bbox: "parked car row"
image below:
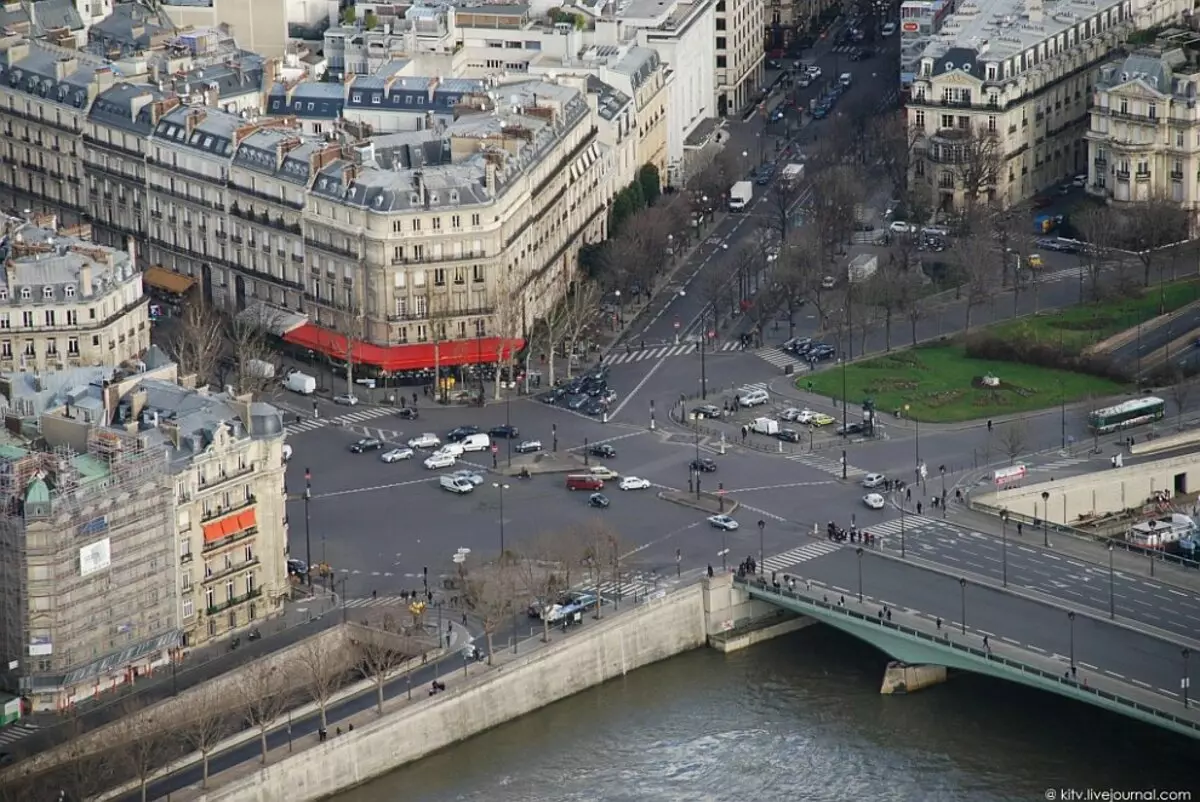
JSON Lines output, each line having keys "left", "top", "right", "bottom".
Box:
{"left": 782, "top": 338, "right": 836, "bottom": 361}
{"left": 537, "top": 369, "right": 615, "bottom": 417}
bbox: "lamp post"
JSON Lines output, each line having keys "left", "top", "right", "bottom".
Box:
{"left": 1184, "top": 648, "right": 1192, "bottom": 708}
{"left": 700, "top": 307, "right": 710, "bottom": 400}
{"left": 899, "top": 499, "right": 906, "bottom": 558}
{"left": 304, "top": 468, "right": 313, "bottom": 588}
{"left": 939, "top": 464, "right": 946, "bottom": 517}
{"left": 1041, "top": 490, "right": 1051, "bottom": 547}
{"left": 492, "top": 483, "right": 510, "bottom": 559}
{"left": 614, "top": 289, "right": 622, "bottom": 326}
{"left": 1000, "top": 508, "right": 1009, "bottom": 587}
{"left": 904, "top": 403, "right": 921, "bottom": 483}
{"left": 1066, "top": 610, "right": 1076, "bottom": 671}
{"left": 958, "top": 577, "right": 967, "bottom": 635}
{"left": 757, "top": 520, "right": 765, "bottom": 577}
{"left": 1059, "top": 380, "right": 1067, "bottom": 450}
{"left": 719, "top": 526, "right": 729, "bottom": 572}
{"left": 338, "top": 576, "right": 347, "bottom": 623}
{"left": 855, "top": 547, "right": 864, "bottom": 603}
{"left": 1108, "top": 542, "right": 1116, "bottom": 619}
{"left": 505, "top": 393, "right": 513, "bottom": 468}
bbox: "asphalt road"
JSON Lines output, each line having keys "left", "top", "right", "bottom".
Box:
{"left": 859, "top": 514, "right": 1200, "bottom": 642}
{"left": 1111, "top": 306, "right": 1200, "bottom": 367}
{"left": 792, "top": 548, "right": 1192, "bottom": 701}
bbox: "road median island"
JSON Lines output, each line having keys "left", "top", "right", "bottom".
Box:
{"left": 494, "top": 452, "right": 584, "bottom": 477}
{"left": 658, "top": 489, "right": 739, "bottom": 516}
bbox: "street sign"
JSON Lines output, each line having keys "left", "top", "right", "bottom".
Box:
{"left": 708, "top": 330, "right": 716, "bottom": 339}
{"left": 491, "top": 444, "right": 499, "bottom": 454}
{"left": 674, "top": 320, "right": 681, "bottom": 330}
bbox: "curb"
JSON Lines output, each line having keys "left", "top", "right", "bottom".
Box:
{"left": 657, "top": 490, "right": 739, "bottom": 516}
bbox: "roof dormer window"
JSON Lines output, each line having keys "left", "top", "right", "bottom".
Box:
{"left": 64, "top": 285, "right": 75, "bottom": 298}
{"left": 42, "top": 286, "right": 53, "bottom": 299}
{"left": 20, "top": 287, "right": 30, "bottom": 300}
{"left": 0, "top": 289, "right": 7, "bottom": 300}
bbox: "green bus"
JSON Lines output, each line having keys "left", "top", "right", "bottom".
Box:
{"left": 1087, "top": 397, "right": 1165, "bottom": 434}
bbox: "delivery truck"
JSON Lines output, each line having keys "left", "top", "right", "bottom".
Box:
{"left": 284, "top": 371, "right": 317, "bottom": 395}
{"left": 847, "top": 253, "right": 878, "bottom": 283}
{"left": 780, "top": 163, "right": 805, "bottom": 187}
{"left": 729, "top": 181, "right": 753, "bottom": 212}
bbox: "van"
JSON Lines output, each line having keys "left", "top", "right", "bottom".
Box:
{"left": 439, "top": 475, "right": 475, "bottom": 494}
{"left": 284, "top": 371, "right": 316, "bottom": 395}
{"left": 460, "top": 433, "right": 491, "bottom": 452}
{"left": 738, "top": 389, "right": 770, "bottom": 407}
{"left": 751, "top": 417, "right": 779, "bottom": 435}
{"left": 433, "top": 442, "right": 465, "bottom": 458}
{"left": 565, "top": 474, "right": 604, "bottom": 491}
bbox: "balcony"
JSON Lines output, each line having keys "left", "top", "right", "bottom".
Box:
{"left": 291, "top": 254, "right": 304, "bottom": 264}
{"left": 387, "top": 305, "right": 494, "bottom": 322}
{"left": 229, "top": 184, "right": 305, "bottom": 211}
{"left": 1135, "top": 170, "right": 1151, "bottom": 182}
{"left": 197, "top": 464, "right": 254, "bottom": 492}
{"left": 181, "top": 551, "right": 194, "bottom": 565}
{"left": 205, "top": 586, "right": 262, "bottom": 614}
{"left": 201, "top": 493, "right": 256, "bottom": 523}
{"left": 1171, "top": 170, "right": 1184, "bottom": 181}
{"left": 304, "top": 237, "right": 359, "bottom": 259}
{"left": 202, "top": 526, "right": 258, "bottom": 555}
{"left": 1094, "top": 157, "right": 1108, "bottom": 168}
{"left": 1116, "top": 169, "right": 1131, "bottom": 180}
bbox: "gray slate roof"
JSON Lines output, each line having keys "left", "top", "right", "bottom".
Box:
{"left": 88, "top": 82, "right": 166, "bottom": 136}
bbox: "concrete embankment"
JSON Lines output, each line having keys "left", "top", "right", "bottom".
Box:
{"left": 200, "top": 583, "right": 711, "bottom": 801}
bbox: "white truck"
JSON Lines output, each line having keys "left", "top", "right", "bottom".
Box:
{"left": 750, "top": 416, "right": 779, "bottom": 435}
{"left": 284, "top": 371, "right": 317, "bottom": 395}
{"left": 780, "top": 163, "right": 805, "bottom": 187}
{"left": 245, "top": 358, "right": 276, "bottom": 379}
{"left": 847, "top": 253, "right": 878, "bottom": 283}
{"left": 729, "top": 181, "right": 753, "bottom": 212}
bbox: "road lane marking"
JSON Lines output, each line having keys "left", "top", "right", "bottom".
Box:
{"left": 1129, "top": 585, "right": 1148, "bottom": 593}
{"left": 1026, "top": 645, "right": 1047, "bottom": 653}
{"left": 608, "top": 354, "right": 667, "bottom": 419}
{"left": 1001, "top": 636, "right": 1021, "bottom": 645}
{"left": 1105, "top": 670, "right": 1125, "bottom": 679}
{"left": 832, "top": 586, "right": 851, "bottom": 594}
{"left": 309, "top": 476, "right": 437, "bottom": 499}
{"left": 738, "top": 503, "right": 788, "bottom": 523}
{"left": 565, "top": 430, "right": 646, "bottom": 451}
{"left": 1159, "top": 688, "right": 1178, "bottom": 697}
{"left": 723, "top": 481, "right": 838, "bottom": 492}
{"left": 1143, "top": 613, "right": 1161, "bottom": 620}
{"left": 1079, "top": 662, "right": 1098, "bottom": 670}
{"left": 1052, "top": 653, "right": 1067, "bottom": 662}
{"left": 977, "top": 629, "right": 995, "bottom": 637}
{"left": 1066, "top": 560, "right": 1086, "bottom": 569}
{"left": 1169, "top": 589, "right": 1187, "bottom": 597}
{"left": 1132, "top": 679, "right": 1152, "bottom": 688}
{"left": 1045, "top": 555, "right": 1061, "bottom": 561}
{"left": 965, "top": 561, "right": 987, "bottom": 570}
{"left": 1018, "top": 546, "right": 1036, "bottom": 554}
{"left": 942, "top": 554, "right": 961, "bottom": 562}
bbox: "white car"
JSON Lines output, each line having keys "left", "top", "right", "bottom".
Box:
{"left": 423, "top": 452, "right": 457, "bottom": 470}
{"left": 619, "top": 476, "right": 651, "bottom": 491}
{"left": 861, "top": 473, "right": 887, "bottom": 489}
{"left": 588, "top": 465, "right": 619, "bottom": 481}
{"left": 780, "top": 407, "right": 803, "bottom": 422}
{"left": 408, "top": 433, "right": 441, "bottom": 449}
{"left": 380, "top": 448, "right": 414, "bottom": 463}
{"left": 863, "top": 493, "right": 886, "bottom": 510}
{"left": 794, "top": 409, "right": 816, "bottom": 424}
{"left": 881, "top": 21, "right": 897, "bottom": 36}
{"left": 333, "top": 394, "right": 359, "bottom": 406}
{"left": 451, "top": 469, "right": 485, "bottom": 486}
{"left": 708, "top": 514, "right": 740, "bottom": 531}
{"left": 890, "top": 220, "right": 919, "bottom": 234}
{"left": 806, "top": 66, "right": 822, "bottom": 79}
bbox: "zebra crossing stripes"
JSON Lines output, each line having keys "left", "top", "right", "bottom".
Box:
{"left": 0, "top": 720, "right": 36, "bottom": 747}
{"left": 284, "top": 406, "right": 396, "bottom": 436}
{"left": 783, "top": 452, "right": 868, "bottom": 478}
{"left": 755, "top": 347, "right": 809, "bottom": 371}
{"left": 601, "top": 341, "right": 742, "bottom": 366}
{"left": 1028, "top": 456, "right": 1093, "bottom": 473}
{"left": 761, "top": 541, "right": 841, "bottom": 573}
{"left": 284, "top": 418, "right": 327, "bottom": 435}
{"left": 857, "top": 515, "right": 942, "bottom": 539}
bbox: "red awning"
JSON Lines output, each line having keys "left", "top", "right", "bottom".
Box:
{"left": 282, "top": 323, "right": 524, "bottom": 373}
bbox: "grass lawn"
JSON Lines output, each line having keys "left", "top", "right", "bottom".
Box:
{"left": 801, "top": 345, "right": 1128, "bottom": 423}
{"left": 988, "top": 278, "right": 1200, "bottom": 354}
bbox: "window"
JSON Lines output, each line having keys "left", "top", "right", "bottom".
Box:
{"left": 940, "top": 114, "right": 953, "bottom": 129}
{"left": 987, "top": 115, "right": 997, "bottom": 132}
{"left": 1119, "top": 98, "right": 1128, "bottom": 114}
{"left": 914, "top": 110, "right": 925, "bottom": 127}
{"left": 0, "top": 289, "right": 6, "bottom": 300}
{"left": 0, "top": 341, "right": 9, "bottom": 358}
{"left": 395, "top": 297, "right": 408, "bottom": 317}
{"left": 0, "top": 314, "right": 7, "bottom": 330}
{"left": 20, "top": 287, "right": 29, "bottom": 300}
{"left": 454, "top": 268, "right": 465, "bottom": 285}
{"left": 472, "top": 265, "right": 485, "bottom": 283}
{"left": 64, "top": 285, "right": 74, "bottom": 298}
{"left": 433, "top": 269, "right": 446, "bottom": 286}
{"left": 451, "top": 214, "right": 461, "bottom": 229}
{"left": 182, "top": 598, "right": 194, "bottom": 619}
{"left": 1177, "top": 131, "right": 1185, "bottom": 148}
{"left": 414, "top": 296, "right": 428, "bottom": 316}
{"left": 22, "top": 340, "right": 33, "bottom": 356}
{"left": 21, "top": 311, "right": 32, "bottom": 327}
{"left": 46, "top": 338, "right": 56, "bottom": 355}
{"left": 44, "top": 310, "right": 54, "bottom": 327}
{"left": 225, "top": 579, "right": 235, "bottom": 602}
{"left": 244, "top": 544, "right": 254, "bottom": 563}
{"left": 411, "top": 218, "right": 421, "bottom": 232}
{"left": 66, "top": 310, "right": 77, "bottom": 326}
{"left": 42, "top": 286, "right": 52, "bottom": 299}
{"left": 1148, "top": 103, "right": 1157, "bottom": 119}
{"left": 471, "top": 213, "right": 481, "bottom": 227}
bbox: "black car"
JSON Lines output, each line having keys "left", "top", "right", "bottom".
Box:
{"left": 568, "top": 394, "right": 590, "bottom": 411}
{"left": 690, "top": 458, "right": 718, "bottom": 473}
{"left": 692, "top": 404, "right": 721, "bottom": 419}
{"left": 767, "top": 58, "right": 783, "bottom": 69}
{"left": 809, "top": 345, "right": 836, "bottom": 361}
{"left": 837, "top": 422, "right": 866, "bottom": 436}
{"left": 586, "top": 383, "right": 609, "bottom": 398}
{"left": 396, "top": 407, "right": 419, "bottom": 420}
{"left": 514, "top": 440, "right": 543, "bottom": 454}
{"left": 490, "top": 424, "right": 520, "bottom": 439}
{"left": 777, "top": 429, "right": 802, "bottom": 443}
{"left": 589, "top": 443, "right": 617, "bottom": 459}
{"left": 349, "top": 437, "right": 384, "bottom": 453}
{"left": 446, "top": 426, "right": 480, "bottom": 442}
{"left": 583, "top": 400, "right": 607, "bottom": 417}
{"left": 588, "top": 493, "right": 611, "bottom": 508}
{"left": 540, "top": 389, "right": 566, "bottom": 404}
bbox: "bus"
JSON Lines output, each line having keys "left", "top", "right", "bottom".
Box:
{"left": 1087, "top": 397, "right": 1165, "bottom": 434}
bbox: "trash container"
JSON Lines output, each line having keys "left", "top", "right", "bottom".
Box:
{"left": 784, "top": 364, "right": 794, "bottom": 375}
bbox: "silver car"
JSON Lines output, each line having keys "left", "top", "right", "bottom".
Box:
{"left": 381, "top": 447, "right": 414, "bottom": 463}
{"left": 861, "top": 473, "right": 886, "bottom": 489}
{"left": 451, "top": 469, "right": 485, "bottom": 486}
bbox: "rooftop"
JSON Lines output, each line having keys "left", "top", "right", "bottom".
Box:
{"left": 920, "top": 0, "right": 1132, "bottom": 66}
{"left": 0, "top": 216, "right": 137, "bottom": 304}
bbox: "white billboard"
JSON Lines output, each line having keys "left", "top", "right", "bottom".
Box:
{"left": 79, "top": 538, "right": 112, "bottom": 577}
{"left": 29, "top": 636, "right": 52, "bottom": 656}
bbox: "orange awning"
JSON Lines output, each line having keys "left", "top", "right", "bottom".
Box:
{"left": 142, "top": 266, "right": 197, "bottom": 296}
{"left": 202, "top": 508, "right": 257, "bottom": 543}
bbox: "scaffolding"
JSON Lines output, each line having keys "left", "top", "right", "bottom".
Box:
{"left": 0, "top": 429, "right": 178, "bottom": 710}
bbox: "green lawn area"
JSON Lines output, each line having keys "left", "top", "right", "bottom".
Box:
{"left": 801, "top": 345, "right": 1127, "bottom": 423}
{"left": 988, "top": 278, "right": 1200, "bottom": 354}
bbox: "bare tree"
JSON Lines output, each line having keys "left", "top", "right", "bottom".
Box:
{"left": 864, "top": 255, "right": 907, "bottom": 351}
{"left": 357, "top": 630, "right": 411, "bottom": 714}
{"left": 1113, "top": 193, "right": 1190, "bottom": 290}
{"left": 180, "top": 685, "right": 235, "bottom": 789}
{"left": 807, "top": 165, "right": 864, "bottom": 265}
{"left": 491, "top": 268, "right": 523, "bottom": 400}
{"left": 296, "top": 635, "right": 351, "bottom": 732}
{"left": 516, "top": 533, "right": 569, "bottom": 643}
{"left": 999, "top": 421, "right": 1027, "bottom": 465}
{"left": 872, "top": 114, "right": 924, "bottom": 206}
{"left": 226, "top": 304, "right": 286, "bottom": 396}
{"left": 559, "top": 278, "right": 601, "bottom": 379}
{"left": 939, "top": 127, "right": 1003, "bottom": 220}
{"left": 464, "top": 562, "right": 519, "bottom": 664}
{"left": 1170, "top": 370, "right": 1193, "bottom": 430}
{"left": 1069, "top": 206, "right": 1114, "bottom": 302}
{"left": 237, "top": 662, "right": 293, "bottom": 764}
{"left": 534, "top": 275, "right": 571, "bottom": 388}
{"left": 168, "top": 298, "right": 224, "bottom": 386}
{"left": 111, "top": 701, "right": 180, "bottom": 802}
{"left": 951, "top": 232, "right": 1000, "bottom": 331}
{"left": 29, "top": 729, "right": 115, "bottom": 802}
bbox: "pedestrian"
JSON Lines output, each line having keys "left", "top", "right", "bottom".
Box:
{"left": 707, "top": 564, "right": 714, "bottom": 578}
{"left": 885, "top": 608, "right": 892, "bottom": 622}
{"left": 806, "top": 579, "right": 811, "bottom": 591}
{"left": 936, "top": 616, "right": 942, "bottom": 630}
{"left": 462, "top": 613, "right": 467, "bottom": 625}
{"left": 906, "top": 487, "right": 912, "bottom": 502}
{"left": 839, "top": 595, "right": 845, "bottom": 606}
{"left": 372, "top": 589, "right": 377, "bottom": 599}
{"left": 348, "top": 723, "right": 354, "bottom": 732}
{"left": 1070, "top": 664, "right": 1077, "bottom": 679}
{"left": 982, "top": 635, "right": 990, "bottom": 651}
{"left": 917, "top": 501, "right": 923, "bottom": 515}
{"left": 336, "top": 726, "right": 342, "bottom": 737}
{"left": 1017, "top": 522, "right": 1023, "bottom": 537}
{"left": 319, "top": 727, "right": 327, "bottom": 742}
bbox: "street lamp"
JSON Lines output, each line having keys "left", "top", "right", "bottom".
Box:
{"left": 1000, "top": 508, "right": 1009, "bottom": 587}
{"left": 939, "top": 464, "right": 947, "bottom": 517}
{"left": 1184, "top": 648, "right": 1192, "bottom": 708}
{"left": 757, "top": 520, "right": 765, "bottom": 577}
{"left": 492, "top": 483, "right": 510, "bottom": 559}
{"left": 1066, "top": 610, "right": 1077, "bottom": 672}
{"left": 1041, "top": 490, "right": 1051, "bottom": 547}
{"left": 614, "top": 289, "right": 622, "bottom": 325}
{"left": 1107, "top": 541, "right": 1116, "bottom": 619}
{"left": 304, "top": 468, "right": 313, "bottom": 588}
{"left": 959, "top": 577, "right": 967, "bottom": 635}
{"left": 505, "top": 393, "right": 513, "bottom": 468}
{"left": 899, "top": 497, "right": 906, "bottom": 558}
{"left": 855, "top": 546, "right": 864, "bottom": 603}
{"left": 904, "top": 402, "right": 920, "bottom": 467}
{"left": 719, "top": 525, "right": 729, "bottom": 573}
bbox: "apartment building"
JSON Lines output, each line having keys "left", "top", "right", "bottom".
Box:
{"left": 81, "top": 76, "right": 609, "bottom": 372}
{"left": 0, "top": 213, "right": 149, "bottom": 372}
{"left": 899, "top": 0, "right": 959, "bottom": 91}
{"left": 714, "top": 0, "right": 765, "bottom": 116}
{"left": 0, "top": 384, "right": 175, "bottom": 712}
{"left": 906, "top": 0, "right": 1189, "bottom": 212}
{"left": 1085, "top": 32, "right": 1200, "bottom": 222}
{"left": 158, "top": 0, "right": 290, "bottom": 58}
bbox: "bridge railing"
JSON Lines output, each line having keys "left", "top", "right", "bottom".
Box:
{"left": 735, "top": 576, "right": 1200, "bottom": 737}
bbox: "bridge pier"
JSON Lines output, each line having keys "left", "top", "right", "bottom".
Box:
{"left": 703, "top": 572, "right": 813, "bottom": 653}
{"left": 880, "top": 661, "right": 948, "bottom": 695}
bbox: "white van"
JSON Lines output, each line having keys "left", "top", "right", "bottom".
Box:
{"left": 284, "top": 371, "right": 316, "bottom": 395}
{"left": 439, "top": 475, "right": 475, "bottom": 494}
{"left": 738, "top": 389, "right": 770, "bottom": 407}
{"left": 433, "top": 442, "right": 465, "bottom": 459}
{"left": 750, "top": 417, "right": 779, "bottom": 435}
{"left": 460, "top": 433, "right": 491, "bottom": 453}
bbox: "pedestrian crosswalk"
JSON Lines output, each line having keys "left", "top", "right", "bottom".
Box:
{"left": 783, "top": 451, "right": 868, "bottom": 478}
{"left": 601, "top": 341, "right": 743, "bottom": 366}
{"left": 755, "top": 347, "right": 809, "bottom": 371}
{"left": 1036, "top": 266, "right": 1086, "bottom": 284}
{"left": 0, "top": 720, "right": 37, "bottom": 747}
{"left": 284, "top": 406, "right": 397, "bottom": 435}
{"left": 761, "top": 541, "right": 841, "bottom": 573}
{"left": 858, "top": 515, "right": 943, "bottom": 539}
{"left": 1028, "top": 455, "right": 1094, "bottom": 473}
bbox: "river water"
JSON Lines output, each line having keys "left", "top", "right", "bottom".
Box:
{"left": 337, "top": 627, "right": 1194, "bottom": 802}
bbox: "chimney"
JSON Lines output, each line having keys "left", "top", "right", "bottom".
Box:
{"left": 79, "top": 261, "right": 93, "bottom": 297}
{"left": 53, "top": 57, "right": 78, "bottom": 81}
{"left": 484, "top": 161, "right": 497, "bottom": 195}
{"left": 0, "top": 38, "right": 29, "bottom": 68}
{"left": 1027, "top": 0, "right": 1043, "bottom": 23}
{"left": 184, "top": 108, "right": 207, "bottom": 136}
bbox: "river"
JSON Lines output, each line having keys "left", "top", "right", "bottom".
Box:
{"left": 337, "top": 627, "right": 1194, "bottom": 802}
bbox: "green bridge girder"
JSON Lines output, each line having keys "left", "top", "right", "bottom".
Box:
{"left": 736, "top": 577, "right": 1200, "bottom": 741}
